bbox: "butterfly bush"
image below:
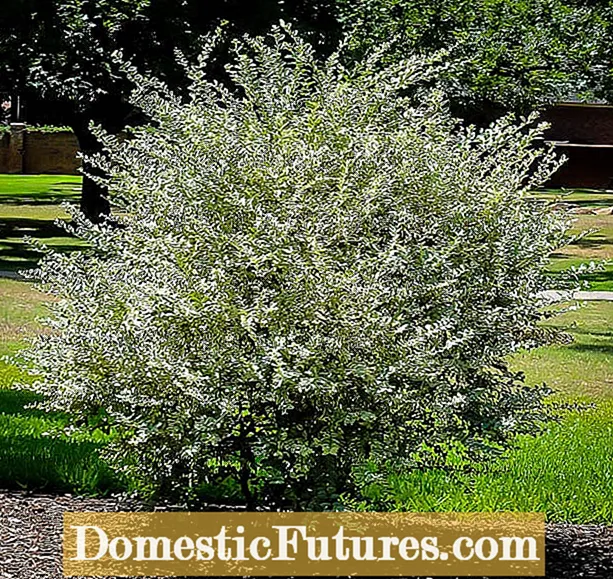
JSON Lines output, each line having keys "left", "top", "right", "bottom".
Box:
{"left": 20, "top": 27, "right": 570, "bottom": 507}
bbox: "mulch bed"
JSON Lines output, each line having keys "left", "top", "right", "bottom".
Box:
{"left": 0, "top": 490, "right": 611, "bottom": 578}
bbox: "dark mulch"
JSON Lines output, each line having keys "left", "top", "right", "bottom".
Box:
{"left": 0, "top": 490, "right": 611, "bottom": 578}
{"left": 0, "top": 490, "right": 146, "bottom": 579}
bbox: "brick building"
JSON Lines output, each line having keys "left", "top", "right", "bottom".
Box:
{"left": 543, "top": 103, "right": 613, "bottom": 190}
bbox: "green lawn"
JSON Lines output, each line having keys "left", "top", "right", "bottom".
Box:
{"left": 0, "top": 178, "right": 612, "bottom": 517}
{"left": 363, "top": 401, "right": 613, "bottom": 523}
{"left": 0, "top": 284, "right": 122, "bottom": 494}
{"left": 0, "top": 174, "right": 81, "bottom": 203}
{"left": 0, "top": 175, "right": 84, "bottom": 272}
{"left": 512, "top": 302, "right": 613, "bottom": 401}
{"left": 535, "top": 188, "right": 613, "bottom": 206}
{"left": 537, "top": 189, "right": 613, "bottom": 291}
{"left": 0, "top": 176, "right": 121, "bottom": 494}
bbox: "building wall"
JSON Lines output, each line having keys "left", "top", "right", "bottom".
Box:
{"left": 547, "top": 145, "right": 613, "bottom": 190}
{"left": 543, "top": 104, "right": 613, "bottom": 190}
{"left": 0, "top": 133, "right": 10, "bottom": 172}
{"left": 543, "top": 104, "right": 613, "bottom": 145}
{"left": 1, "top": 109, "right": 613, "bottom": 188}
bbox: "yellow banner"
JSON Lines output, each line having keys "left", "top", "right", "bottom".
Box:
{"left": 63, "top": 511, "right": 545, "bottom": 577}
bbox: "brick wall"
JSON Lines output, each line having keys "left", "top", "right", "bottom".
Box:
{"left": 0, "top": 125, "right": 80, "bottom": 174}
{"left": 23, "top": 131, "right": 80, "bottom": 174}
{"left": 0, "top": 133, "right": 9, "bottom": 172}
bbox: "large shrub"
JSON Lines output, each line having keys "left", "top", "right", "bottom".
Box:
{"left": 21, "top": 27, "right": 570, "bottom": 508}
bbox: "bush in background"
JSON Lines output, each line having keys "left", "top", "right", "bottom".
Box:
{"left": 20, "top": 26, "right": 570, "bottom": 508}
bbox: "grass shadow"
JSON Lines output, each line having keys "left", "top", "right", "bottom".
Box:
{"left": 0, "top": 217, "right": 83, "bottom": 271}
{"left": 572, "top": 238, "right": 613, "bottom": 250}
{"left": 0, "top": 176, "right": 81, "bottom": 205}
{"left": 546, "top": 266, "right": 613, "bottom": 291}
{"left": 566, "top": 343, "right": 613, "bottom": 356}
{"left": 0, "top": 435, "right": 119, "bottom": 494}
{"left": 537, "top": 189, "right": 613, "bottom": 207}
{"left": 0, "top": 191, "right": 80, "bottom": 206}
{"left": 0, "top": 217, "right": 70, "bottom": 239}
{"left": 0, "top": 388, "right": 47, "bottom": 418}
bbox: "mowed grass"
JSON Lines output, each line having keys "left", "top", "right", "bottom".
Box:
{"left": 512, "top": 302, "right": 613, "bottom": 400}
{"left": 0, "top": 176, "right": 122, "bottom": 494}
{"left": 0, "top": 174, "right": 81, "bottom": 203}
{"left": 538, "top": 189, "right": 613, "bottom": 291}
{"left": 366, "top": 402, "right": 613, "bottom": 523}
{"left": 0, "top": 174, "right": 84, "bottom": 272}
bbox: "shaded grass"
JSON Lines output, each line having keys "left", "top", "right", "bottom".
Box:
{"left": 0, "top": 234, "right": 85, "bottom": 272}
{"left": 0, "top": 279, "right": 122, "bottom": 495}
{"left": 0, "top": 342, "right": 124, "bottom": 494}
{"left": 536, "top": 188, "right": 613, "bottom": 207}
{"left": 0, "top": 390, "right": 121, "bottom": 494}
{"left": 0, "top": 174, "right": 81, "bottom": 204}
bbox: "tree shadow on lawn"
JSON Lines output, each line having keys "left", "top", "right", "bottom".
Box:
{"left": 0, "top": 216, "right": 72, "bottom": 241}
{"left": 0, "top": 217, "right": 82, "bottom": 271}
{"left": 581, "top": 269, "right": 613, "bottom": 286}
{"left": 564, "top": 328, "right": 613, "bottom": 338}
{"left": 0, "top": 182, "right": 80, "bottom": 206}
{"left": 550, "top": 243, "right": 613, "bottom": 259}
{"left": 566, "top": 342, "right": 613, "bottom": 356}
{"left": 539, "top": 189, "right": 613, "bottom": 208}
{"left": 0, "top": 435, "right": 119, "bottom": 494}
{"left": 570, "top": 237, "right": 613, "bottom": 251}
{"left": 0, "top": 388, "right": 48, "bottom": 418}
{"left": 546, "top": 266, "right": 613, "bottom": 288}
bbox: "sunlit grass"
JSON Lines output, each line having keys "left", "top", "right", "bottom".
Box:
{"left": 366, "top": 402, "right": 613, "bottom": 523}
{"left": 511, "top": 302, "right": 613, "bottom": 400}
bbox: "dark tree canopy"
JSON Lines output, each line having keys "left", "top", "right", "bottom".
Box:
{"left": 336, "top": 0, "right": 613, "bottom": 123}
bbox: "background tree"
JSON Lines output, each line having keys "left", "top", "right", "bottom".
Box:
{"left": 0, "top": 0, "right": 343, "bottom": 222}
{"left": 336, "top": 0, "right": 613, "bottom": 124}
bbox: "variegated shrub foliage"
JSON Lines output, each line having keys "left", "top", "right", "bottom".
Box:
{"left": 21, "top": 27, "right": 570, "bottom": 507}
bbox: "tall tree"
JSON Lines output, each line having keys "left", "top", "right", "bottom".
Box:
{"left": 0, "top": 0, "right": 343, "bottom": 222}
{"left": 336, "top": 0, "right": 613, "bottom": 123}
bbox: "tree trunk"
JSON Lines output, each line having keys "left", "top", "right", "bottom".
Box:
{"left": 71, "top": 119, "right": 110, "bottom": 224}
